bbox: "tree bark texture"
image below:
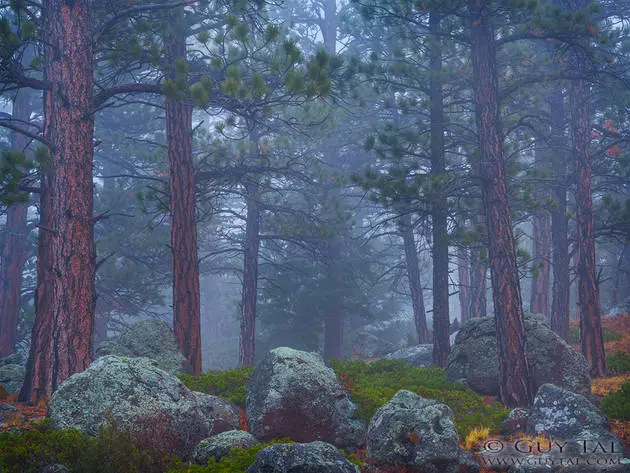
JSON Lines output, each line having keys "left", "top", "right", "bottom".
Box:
{"left": 166, "top": 8, "right": 202, "bottom": 375}
{"left": 530, "top": 146, "right": 551, "bottom": 318}
{"left": 239, "top": 179, "right": 261, "bottom": 367}
{"left": 458, "top": 246, "right": 471, "bottom": 324}
{"left": 20, "top": 0, "right": 95, "bottom": 403}
{"left": 548, "top": 85, "right": 570, "bottom": 341}
{"left": 0, "top": 90, "right": 31, "bottom": 357}
{"left": 429, "top": 12, "right": 450, "bottom": 367}
{"left": 401, "top": 214, "right": 429, "bottom": 344}
{"left": 469, "top": 246, "right": 487, "bottom": 318}
{"left": 568, "top": 5, "right": 606, "bottom": 376}
{"left": 321, "top": 0, "right": 345, "bottom": 362}
{"left": 469, "top": 0, "right": 533, "bottom": 407}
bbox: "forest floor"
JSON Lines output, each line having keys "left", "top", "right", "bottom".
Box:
{"left": 1, "top": 314, "right": 630, "bottom": 458}
{"left": 579, "top": 313, "right": 630, "bottom": 447}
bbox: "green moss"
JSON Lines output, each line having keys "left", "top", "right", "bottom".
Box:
{"left": 607, "top": 350, "right": 630, "bottom": 375}
{"left": 166, "top": 438, "right": 292, "bottom": 473}
{"left": 177, "top": 367, "right": 254, "bottom": 407}
{"left": 0, "top": 419, "right": 183, "bottom": 473}
{"left": 568, "top": 326, "right": 623, "bottom": 344}
{"left": 601, "top": 381, "right": 630, "bottom": 420}
{"left": 328, "top": 359, "right": 509, "bottom": 438}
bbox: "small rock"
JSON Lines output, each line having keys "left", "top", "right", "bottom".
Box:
{"left": 192, "top": 430, "right": 259, "bottom": 465}
{"left": 40, "top": 465, "right": 70, "bottom": 473}
{"left": 247, "top": 441, "right": 360, "bottom": 473}
{"left": 384, "top": 344, "right": 433, "bottom": 367}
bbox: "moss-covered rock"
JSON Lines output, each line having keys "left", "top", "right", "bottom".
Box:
{"left": 247, "top": 441, "right": 360, "bottom": 473}
{"left": 192, "top": 430, "right": 259, "bottom": 465}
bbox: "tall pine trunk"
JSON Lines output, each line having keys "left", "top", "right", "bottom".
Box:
{"left": 458, "top": 246, "right": 471, "bottom": 324}
{"left": 429, "top": 12, "right": 450, "bottom": 367}
{"left": 568, "top": 4, "right": 606, "bottom": 376}
{"left": 401, "top": 214, "right": 429, "bottom": 344}
{"left": 239, "top": 179, "right": 261, "bottom": 366}
{"left": 20, "top": 0, "right": 95, "bottom": 403}
{"left": 469, "top": 0, "right": 533, "bottom": 407}
{"left": 548, "top": 85, "right": 570, "bottom": 340}
{"left": 321, "top": 0, "right": 344, "bottom": 361}
{"left": 0, "top": 90, "right": 31, "bottom": 357}
{"left": 323, "top": 237, "right": 344, "bottom": 361}
{"left": 530, "top": 146, "right": 551, "bottom": 318}
{"left": 166, "top": 8, "right": 201, "bottom": 375}
{"left": 469, "top": 246, "right": 487, "bottom": 318}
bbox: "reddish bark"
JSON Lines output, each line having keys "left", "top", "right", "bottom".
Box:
{"left": 429, "top": 12, "right": 450, "bottom": 368}
{"left": 401, "top": 214, "right": 429, "bottom": 344}
{"left": 530, "top": 146, "right": 551, "bottom": 318}
{"left": 568, "top": 12, "right": 606, "bottom": 376}
{"left": 20, "top": 0, "right": 95, "bottom": 403}
{"left": 166, "top": 9, "right": 202, "bottom": 375}
{"left": 0, "top": 91, "right": 31, "bottom": 357}
{"left": 458, "top": 246, "right": 471, "bottom": 324}
{"left": 548, "top": 85, "right": 570, "bottom": 341}
{"left": 469, "top": 0, "right": 533, "bottom": 407}
{"left": 239, "top": 179, "right": 261, "bottom": 367}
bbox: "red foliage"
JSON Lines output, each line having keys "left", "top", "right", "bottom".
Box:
{"left": 239, "top": 408, "right": 248, "bottom": 431}
{"left": 605, "top": 145, "right": 621, "bottom": 156}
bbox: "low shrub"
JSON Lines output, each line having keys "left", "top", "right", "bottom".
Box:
{"left": 178, "top": 367, "right": 254, "bottom": 407}
{"left": 601, "top": 381, "right": 630, "bottom": 420}
{"left": 606, "top": 350, "right": 630, "bottom": 375}
{"left": 0, "top": 419, "right": 183, "bottom": 473}
{"left": 166, "top": 438, "right": 292, "bottom": 473}
{"left": 328, "top": 359, "right": 510, "bottom": 438}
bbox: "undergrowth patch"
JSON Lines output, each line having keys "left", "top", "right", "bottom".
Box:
{"left": 0, "top": 419, "right": 183, "bottom": 473}
{"left": 328, "top": 359, "right": 509, "bottom": 438}
{"left": 177, "top": 367, "right": 254, "bottom": 407}
{"left": 601, "top": 380, "right": 630, "bottom": 420}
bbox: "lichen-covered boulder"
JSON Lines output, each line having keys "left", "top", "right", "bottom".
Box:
{"left": 384, "top": 344, "right": 433, "bottom": 367}
{"left": 247, "top": 441, "right": 360, "bottom": 473}
{"left": 446, "top": 314, "right": 590, "bottom": 397}
{"left": 366, "top": 390, "right": 478, "bottom": 473}
{"left": 0, "top": 363, "right": 25, "bottom": 394}
{"left": 96, "top": 318, "right": 192, "bottom": 374}
{"left": 48, "top": 356, "right": 229, "bottom": 458}
{"left": 526, "top": 384, "right": 613, "bottom": 439}
{"left": 193, "top": 430, "right": 259, "bottom": 465}
{"left": 483, "top": 385, "right": 629, "bottom": 472}
{"left": 246, "top": 347, "right": 366, "bottom": 449}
